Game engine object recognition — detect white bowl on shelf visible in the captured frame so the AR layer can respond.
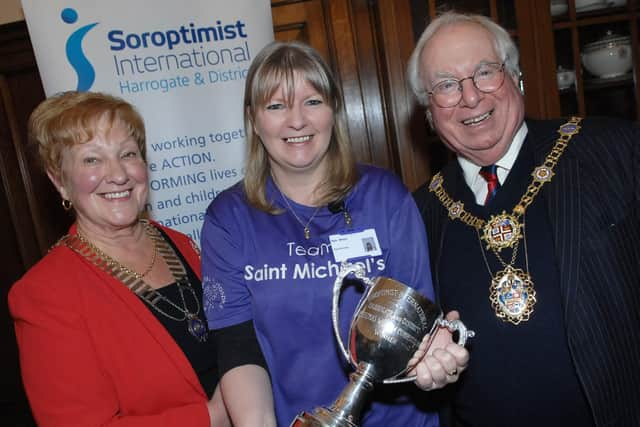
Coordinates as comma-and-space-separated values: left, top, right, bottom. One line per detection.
581, 32, 633, 79
551, 2, 569, 16
557, 67, 576, 90
551, 0, 568, 16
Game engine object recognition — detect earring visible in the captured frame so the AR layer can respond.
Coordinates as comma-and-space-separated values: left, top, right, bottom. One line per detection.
61, 199, 73, 211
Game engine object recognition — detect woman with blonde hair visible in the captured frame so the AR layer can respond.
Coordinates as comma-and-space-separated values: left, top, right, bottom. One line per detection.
202, 41, 469, 426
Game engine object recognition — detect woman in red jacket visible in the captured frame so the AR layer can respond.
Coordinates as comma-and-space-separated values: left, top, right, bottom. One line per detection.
9, 91, 233, 426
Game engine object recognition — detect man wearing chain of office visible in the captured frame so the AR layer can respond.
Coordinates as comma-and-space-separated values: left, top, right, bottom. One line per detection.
408, 11, 640, 427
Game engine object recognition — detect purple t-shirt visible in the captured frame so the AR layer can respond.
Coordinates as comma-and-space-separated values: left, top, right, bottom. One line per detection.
202, 164, 437, 426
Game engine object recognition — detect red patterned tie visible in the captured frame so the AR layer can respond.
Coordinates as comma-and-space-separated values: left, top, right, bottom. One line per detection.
479, 164, 500, 205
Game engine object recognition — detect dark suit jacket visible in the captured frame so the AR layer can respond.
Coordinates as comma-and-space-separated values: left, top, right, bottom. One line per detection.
9, 222, 211, 427
414, 118, 640, 427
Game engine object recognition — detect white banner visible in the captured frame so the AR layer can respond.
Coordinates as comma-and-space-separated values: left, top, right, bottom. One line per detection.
21, 0, 274, 243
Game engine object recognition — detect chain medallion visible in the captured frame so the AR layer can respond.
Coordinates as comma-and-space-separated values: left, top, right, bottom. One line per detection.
428, 117, 582, 325
489, 266, 537, 325
481, 212, 522, 250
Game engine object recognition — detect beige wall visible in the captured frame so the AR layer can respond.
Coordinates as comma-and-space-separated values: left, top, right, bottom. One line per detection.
0, 0, 24, 25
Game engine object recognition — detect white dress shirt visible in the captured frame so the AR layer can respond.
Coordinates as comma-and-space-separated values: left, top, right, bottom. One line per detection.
458, 122, 528, 205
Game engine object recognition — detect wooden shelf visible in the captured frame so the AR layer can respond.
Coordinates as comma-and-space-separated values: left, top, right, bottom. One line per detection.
546, 0, 640, 120
552, 12, 634, 29
583, 73, 634, 90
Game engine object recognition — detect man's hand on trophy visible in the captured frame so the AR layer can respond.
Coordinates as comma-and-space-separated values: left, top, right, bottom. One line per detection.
406, 310, 470, 391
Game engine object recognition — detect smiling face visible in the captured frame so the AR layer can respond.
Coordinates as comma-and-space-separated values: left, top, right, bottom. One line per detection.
420, 22, 525, 166
49, 115, 148, 235
253, 72, 335, 185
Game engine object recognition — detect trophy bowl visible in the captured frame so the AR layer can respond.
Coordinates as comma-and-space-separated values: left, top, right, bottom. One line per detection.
291, 262, 474, 427
346, 276, 442, 381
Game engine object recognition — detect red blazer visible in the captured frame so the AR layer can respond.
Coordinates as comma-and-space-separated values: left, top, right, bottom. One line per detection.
9, 222, 211, 427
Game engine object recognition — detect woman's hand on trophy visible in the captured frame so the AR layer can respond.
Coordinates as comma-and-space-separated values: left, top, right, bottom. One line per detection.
407, 310, 470, 391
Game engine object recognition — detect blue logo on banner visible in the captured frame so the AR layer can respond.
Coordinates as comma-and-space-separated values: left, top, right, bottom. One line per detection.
61, 8, 98, 91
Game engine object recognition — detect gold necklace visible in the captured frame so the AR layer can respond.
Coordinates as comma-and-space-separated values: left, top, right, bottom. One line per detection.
276, 186, 322, 240
66, 220, 208, 342
476, 219, 536, 325
429, 116, 581, 252
429, 117, 581, 325
76, 225, 158, 280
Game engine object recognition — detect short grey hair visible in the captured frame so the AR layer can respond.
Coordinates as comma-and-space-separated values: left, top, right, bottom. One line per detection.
407, 11, 521, 108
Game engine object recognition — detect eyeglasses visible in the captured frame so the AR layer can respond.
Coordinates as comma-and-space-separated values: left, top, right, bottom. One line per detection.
428, 62, 506, 108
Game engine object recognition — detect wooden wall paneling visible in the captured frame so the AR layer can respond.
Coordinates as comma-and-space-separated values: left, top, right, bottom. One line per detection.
345, 0, 395, 170
0, 93, 27, 283
0, 75, 36, 427
271, 0, 331, 60
0, 23, 43, 269
514, 0, 561, 119
0, 21, 47, 427
0, 78, 38, 273
374, 0, 431, 190
0, 24, 69, 260
3, 71, 69, 253
324, 0, 374, 164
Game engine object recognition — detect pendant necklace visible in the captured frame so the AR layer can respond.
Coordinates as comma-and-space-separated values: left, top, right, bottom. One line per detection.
64, 220, 209, 342
276, 185, 322, 240
428, 117, 582, 324
477, 217, 536, 325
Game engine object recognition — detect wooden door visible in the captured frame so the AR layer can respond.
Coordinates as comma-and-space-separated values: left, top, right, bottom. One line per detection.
0, 21, 55, 427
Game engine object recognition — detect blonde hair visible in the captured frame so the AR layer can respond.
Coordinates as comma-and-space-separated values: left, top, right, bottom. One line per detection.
29, 91, 146, 178
243, 41, 358, 213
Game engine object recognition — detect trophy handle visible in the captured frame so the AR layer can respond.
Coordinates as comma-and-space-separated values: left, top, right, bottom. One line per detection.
332, 262, 376, 364
438, 318, 475, 347
382, 318, 475, 385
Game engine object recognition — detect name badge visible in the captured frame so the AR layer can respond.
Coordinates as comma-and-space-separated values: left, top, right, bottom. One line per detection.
329, 228, 382, 262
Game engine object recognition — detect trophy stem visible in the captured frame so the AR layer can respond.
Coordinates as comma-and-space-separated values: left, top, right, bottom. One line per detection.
290, 362, 376, 427
327, 362, 376, 425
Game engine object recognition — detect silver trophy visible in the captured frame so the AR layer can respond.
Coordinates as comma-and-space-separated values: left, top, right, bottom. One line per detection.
291, 262, 474, 427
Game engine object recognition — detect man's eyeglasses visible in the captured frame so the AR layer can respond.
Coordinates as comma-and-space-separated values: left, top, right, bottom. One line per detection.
428, 62, 506, 108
